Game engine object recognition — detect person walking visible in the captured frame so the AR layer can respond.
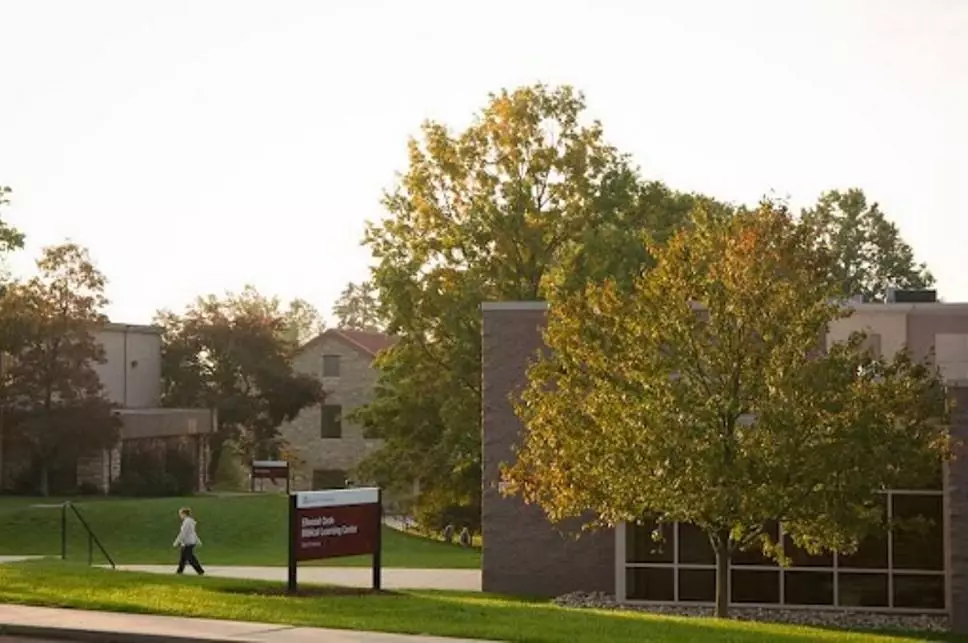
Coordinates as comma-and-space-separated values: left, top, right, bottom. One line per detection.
173, 507, 205, 575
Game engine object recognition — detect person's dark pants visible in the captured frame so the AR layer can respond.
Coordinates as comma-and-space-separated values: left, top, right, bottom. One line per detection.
177, 545, 205, 575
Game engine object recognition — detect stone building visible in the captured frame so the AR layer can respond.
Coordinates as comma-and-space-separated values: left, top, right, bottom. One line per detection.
0, 322, 214, 494
278, 328, 394, 491
482, 294, 968, 630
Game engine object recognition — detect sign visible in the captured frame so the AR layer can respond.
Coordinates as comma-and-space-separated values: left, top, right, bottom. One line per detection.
251, 460, 290, 493
295, 487, 379, 509
288, 486, 382, 593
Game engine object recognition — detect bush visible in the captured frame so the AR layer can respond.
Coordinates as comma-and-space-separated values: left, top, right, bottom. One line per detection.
77, 482, 102, 496
411, 488, 481, 535
211, 442, 247, 492
113, 438, 197, 497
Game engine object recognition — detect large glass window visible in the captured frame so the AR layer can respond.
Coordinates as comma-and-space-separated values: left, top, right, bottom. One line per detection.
621, 489, 945, 610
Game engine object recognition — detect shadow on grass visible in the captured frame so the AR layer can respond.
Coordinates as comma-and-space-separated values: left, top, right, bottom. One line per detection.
217, 583, 398, 599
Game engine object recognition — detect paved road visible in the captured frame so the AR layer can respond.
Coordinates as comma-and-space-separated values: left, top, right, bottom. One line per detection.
112, 565, 481, 591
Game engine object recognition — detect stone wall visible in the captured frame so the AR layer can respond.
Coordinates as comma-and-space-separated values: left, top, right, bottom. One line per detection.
481, 303, 615, 597
278, 335, 383, 491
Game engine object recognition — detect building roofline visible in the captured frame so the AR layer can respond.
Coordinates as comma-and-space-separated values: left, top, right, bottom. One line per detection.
481, 301, 549, 312
101, 322, 163, 334
299, 328, 392, 358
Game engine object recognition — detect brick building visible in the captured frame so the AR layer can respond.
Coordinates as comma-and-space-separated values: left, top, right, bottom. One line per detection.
277, 328, 394, 491
482, 297, 968, 630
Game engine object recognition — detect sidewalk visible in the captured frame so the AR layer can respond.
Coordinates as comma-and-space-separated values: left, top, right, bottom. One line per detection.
110, 566, 481, 592
0, 604, 495, 643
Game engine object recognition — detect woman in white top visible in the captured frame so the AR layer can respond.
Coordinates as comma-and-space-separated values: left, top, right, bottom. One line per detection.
173, 507, 205, 575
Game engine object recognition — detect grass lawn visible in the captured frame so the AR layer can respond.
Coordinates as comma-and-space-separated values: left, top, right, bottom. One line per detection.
0, 561, 960, 643
0, 494, 479, 568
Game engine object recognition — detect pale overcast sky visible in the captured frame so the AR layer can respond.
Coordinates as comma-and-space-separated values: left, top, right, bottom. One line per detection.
0, 0, 965, 324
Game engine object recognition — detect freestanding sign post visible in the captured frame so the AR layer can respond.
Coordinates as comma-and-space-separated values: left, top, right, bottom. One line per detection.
251, 460, 290, 493
287, 487, 382, 593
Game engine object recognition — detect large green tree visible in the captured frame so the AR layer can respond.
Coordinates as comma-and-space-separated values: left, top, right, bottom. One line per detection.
800, 188, 933, 301
2, 243, 121, 496
158, 286, 324, 476
504, 202, 948, 617
355, 84, 700, 528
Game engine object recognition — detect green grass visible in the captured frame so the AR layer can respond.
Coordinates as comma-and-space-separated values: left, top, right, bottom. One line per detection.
0, 562, 960, 643
0, 494, 480, 568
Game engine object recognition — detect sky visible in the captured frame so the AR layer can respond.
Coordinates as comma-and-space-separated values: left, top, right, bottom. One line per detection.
0, 0, 965, 324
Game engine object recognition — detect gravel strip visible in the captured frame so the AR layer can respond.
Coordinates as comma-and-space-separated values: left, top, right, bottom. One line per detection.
553, 591, 948, 632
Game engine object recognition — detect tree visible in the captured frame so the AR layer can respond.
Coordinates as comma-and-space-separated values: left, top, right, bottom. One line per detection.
504, 202, 948, 617
332, 281, 384, 331
158, 285, 324, 477
0, 186, 25, 282
2, 243, 120, 496
0, 185, 26, 491
355, 84, 696, 527
284, 297, 326, 344
800, 188, 933, 301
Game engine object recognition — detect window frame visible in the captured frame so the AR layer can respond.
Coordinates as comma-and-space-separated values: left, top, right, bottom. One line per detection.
616, 488, 946, 613
319, 404, 343, 439
322, 354, 341, 378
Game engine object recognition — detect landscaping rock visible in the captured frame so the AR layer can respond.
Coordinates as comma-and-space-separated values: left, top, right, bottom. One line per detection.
552, 591, 948, 632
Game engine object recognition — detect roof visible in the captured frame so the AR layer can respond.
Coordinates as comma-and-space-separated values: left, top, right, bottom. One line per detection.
301, 328, 397, 358
100, 322, 163, 335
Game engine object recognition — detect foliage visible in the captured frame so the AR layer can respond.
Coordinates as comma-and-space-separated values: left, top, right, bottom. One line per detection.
799, 189, 933, 302
113, 439, 197, 497
157, 285, 325, 475
355, 84, 696, 526
1, 243, 120, 496
0, 186, 25, 255
210, 440, 248, 492
0, 185, 26, 336
504, 202, 948, 617
332, 281, 384, 331
284, 297, 326, 344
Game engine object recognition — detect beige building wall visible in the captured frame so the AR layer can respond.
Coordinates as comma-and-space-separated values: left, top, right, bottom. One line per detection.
278, 333, 384, 491
92, 323, 163, 408
827, 305, 908, 358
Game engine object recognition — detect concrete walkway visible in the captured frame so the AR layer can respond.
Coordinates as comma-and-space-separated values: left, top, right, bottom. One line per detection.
0, 604, 495, 642
112, 566, 481, 591
0, 557, 43, 564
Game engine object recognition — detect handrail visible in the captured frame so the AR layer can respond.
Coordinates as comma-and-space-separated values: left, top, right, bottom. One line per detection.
60, 501, 116, 569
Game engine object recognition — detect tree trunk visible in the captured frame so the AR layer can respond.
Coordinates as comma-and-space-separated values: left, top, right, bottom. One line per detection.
714, 537, 730, 618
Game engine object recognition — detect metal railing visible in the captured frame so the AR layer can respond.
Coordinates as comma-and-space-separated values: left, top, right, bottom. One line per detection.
60, 501, 116, 568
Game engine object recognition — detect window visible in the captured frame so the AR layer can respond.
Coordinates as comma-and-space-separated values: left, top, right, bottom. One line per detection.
312, 469, 347, 490
322, 354, 341, 378
621, 488, 945, 611
320, 404, 342, 438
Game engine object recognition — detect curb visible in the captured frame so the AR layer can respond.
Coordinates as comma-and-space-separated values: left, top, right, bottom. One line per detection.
0, 623, 245, 643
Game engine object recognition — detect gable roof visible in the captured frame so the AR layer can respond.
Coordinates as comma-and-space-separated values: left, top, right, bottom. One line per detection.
301, 328, 396, 359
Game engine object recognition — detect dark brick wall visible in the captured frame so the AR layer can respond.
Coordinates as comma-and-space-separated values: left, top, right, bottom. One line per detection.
947, 385, 968, 632
481, 304, 615, 597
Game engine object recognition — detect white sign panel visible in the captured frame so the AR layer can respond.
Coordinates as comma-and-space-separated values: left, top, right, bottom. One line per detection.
253, 460, 288, 468
296, 487, 379, 509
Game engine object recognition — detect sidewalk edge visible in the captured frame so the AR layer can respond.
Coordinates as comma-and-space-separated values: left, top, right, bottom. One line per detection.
0, 622, 252, 643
